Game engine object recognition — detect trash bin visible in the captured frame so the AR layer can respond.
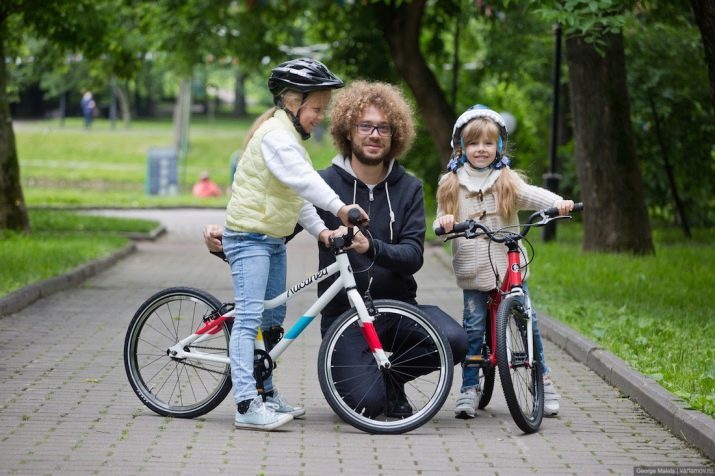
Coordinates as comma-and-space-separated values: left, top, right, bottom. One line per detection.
146, 147, 178, 195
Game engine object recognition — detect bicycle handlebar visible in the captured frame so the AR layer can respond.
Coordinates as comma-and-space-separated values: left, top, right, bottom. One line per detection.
435, 202, 584, 242
330, 208, 369, 252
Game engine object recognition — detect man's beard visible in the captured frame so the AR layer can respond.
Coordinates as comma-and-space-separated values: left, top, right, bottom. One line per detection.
352, 141, 390, 166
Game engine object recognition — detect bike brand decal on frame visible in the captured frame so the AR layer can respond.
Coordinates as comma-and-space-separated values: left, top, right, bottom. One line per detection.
287, 268, 329, 297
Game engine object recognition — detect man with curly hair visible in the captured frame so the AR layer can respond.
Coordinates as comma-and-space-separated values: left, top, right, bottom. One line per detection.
204, 80, 467, 420
306, 80, 468, 418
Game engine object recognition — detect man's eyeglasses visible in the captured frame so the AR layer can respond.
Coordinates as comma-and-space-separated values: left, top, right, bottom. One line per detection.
355, 122, 393, 137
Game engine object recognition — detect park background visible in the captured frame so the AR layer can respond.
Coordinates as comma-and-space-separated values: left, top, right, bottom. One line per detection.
1, 0, 713, 425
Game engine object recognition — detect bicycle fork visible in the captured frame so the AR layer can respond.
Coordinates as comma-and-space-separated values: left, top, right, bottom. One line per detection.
349, 289, 391, 369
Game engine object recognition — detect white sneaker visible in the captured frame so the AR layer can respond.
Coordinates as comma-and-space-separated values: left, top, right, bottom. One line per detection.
234, 396, 293, 431
454, 388, 480, 419
265, 391, 306, 419
543, 376, 561, 417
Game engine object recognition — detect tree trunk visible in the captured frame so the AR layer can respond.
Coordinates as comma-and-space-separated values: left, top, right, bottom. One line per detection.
111, 81, 131, 128
375, 0, 456, 168
565, 33, 654, 254
647, 95, 691, 238
233, 70, 247, 118
691, 0, 715, 110
0, 29, 31, 233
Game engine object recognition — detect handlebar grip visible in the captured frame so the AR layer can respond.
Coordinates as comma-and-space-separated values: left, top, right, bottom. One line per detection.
544, 202, 584, 217
347, 207, 362, 226
435, 220, 470, 236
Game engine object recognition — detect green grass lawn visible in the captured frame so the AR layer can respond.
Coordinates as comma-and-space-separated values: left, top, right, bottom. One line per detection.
528, 224, 715, 417
15, 117, 335, 208
8, 117, 715, 418
0, 209, 158, 296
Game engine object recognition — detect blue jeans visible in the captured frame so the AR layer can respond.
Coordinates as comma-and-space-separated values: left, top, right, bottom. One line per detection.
461, 283, 549, 392
223, 230, 286, 404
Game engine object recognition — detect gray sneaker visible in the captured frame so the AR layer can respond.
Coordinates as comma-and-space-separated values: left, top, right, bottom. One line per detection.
454, 388, 480, 419
234, 396, 293, 431
265, 391, 306, 419
543, 376, 561, 417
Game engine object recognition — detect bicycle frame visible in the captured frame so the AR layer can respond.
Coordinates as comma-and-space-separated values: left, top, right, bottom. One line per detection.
165, 251, 391, 369
485, 239, 534, 369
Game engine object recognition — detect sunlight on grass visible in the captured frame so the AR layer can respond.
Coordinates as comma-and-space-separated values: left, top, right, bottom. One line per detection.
16, 117, 335, 208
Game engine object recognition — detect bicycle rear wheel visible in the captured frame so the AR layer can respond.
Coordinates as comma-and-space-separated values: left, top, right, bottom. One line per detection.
318, 300, 453, 435
124, 287, 232, 419
496, 294, 544, 433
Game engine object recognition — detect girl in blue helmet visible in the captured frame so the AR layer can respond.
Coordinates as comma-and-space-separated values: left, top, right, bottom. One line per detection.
223, 58, 367, 431
434, 105, 574, 419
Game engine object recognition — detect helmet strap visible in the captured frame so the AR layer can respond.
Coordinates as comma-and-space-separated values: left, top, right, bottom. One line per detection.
276, 95, 311, 140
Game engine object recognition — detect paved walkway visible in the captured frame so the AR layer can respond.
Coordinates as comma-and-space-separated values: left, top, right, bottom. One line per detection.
1, 209, 712, 475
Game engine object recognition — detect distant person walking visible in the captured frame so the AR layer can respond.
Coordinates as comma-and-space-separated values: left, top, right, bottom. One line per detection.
80, 91, 96, 129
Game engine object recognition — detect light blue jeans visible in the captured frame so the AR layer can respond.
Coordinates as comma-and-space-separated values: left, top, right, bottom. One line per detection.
223, 230, 287, 404
461, 283, 549, 391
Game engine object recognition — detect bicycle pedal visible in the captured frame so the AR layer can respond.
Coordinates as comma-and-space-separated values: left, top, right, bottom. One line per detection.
463, 355, 486, 368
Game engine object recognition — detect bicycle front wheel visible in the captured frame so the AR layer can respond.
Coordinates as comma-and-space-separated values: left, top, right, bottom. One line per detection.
496, 294, 544, 433
124, 287, 232, 419
318, 300, 453, 435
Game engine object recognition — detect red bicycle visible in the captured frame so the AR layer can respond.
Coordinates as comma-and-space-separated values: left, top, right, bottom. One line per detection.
437, 203, 583, 433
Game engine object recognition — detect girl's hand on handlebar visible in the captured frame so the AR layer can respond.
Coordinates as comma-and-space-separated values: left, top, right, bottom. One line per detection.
555, 200, 575, 216
337, 204, 369, 226
436, 214, 456, 234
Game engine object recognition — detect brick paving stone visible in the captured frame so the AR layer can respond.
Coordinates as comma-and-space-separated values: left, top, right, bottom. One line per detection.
0, 209, 712, 475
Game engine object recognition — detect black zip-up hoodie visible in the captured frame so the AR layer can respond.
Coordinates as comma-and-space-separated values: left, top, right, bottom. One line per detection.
315, 155, 426, 320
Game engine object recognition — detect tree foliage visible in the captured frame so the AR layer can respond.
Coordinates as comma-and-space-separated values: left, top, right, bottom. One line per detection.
4, 0, 713, 243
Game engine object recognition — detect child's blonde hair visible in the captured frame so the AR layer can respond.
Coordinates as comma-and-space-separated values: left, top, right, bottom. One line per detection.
243, 89, 332, 149
436, 117, 526, 219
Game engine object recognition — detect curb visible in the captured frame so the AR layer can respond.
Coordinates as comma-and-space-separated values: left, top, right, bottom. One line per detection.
428, 244, 715, 460
539, 315, 715, 461
0, 224, 165, 317
0, 222, 165, 318
0, 242, 137, 318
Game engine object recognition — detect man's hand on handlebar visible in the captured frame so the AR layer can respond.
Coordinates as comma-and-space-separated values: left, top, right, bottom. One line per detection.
203, 224, 224, 252
337, 204, 369, 227
329, 225, 370, 254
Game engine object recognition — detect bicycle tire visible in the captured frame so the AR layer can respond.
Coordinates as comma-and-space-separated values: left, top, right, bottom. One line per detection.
124, 287, 232, 419
495, 294, 544, 433
478, 321, 496, 409
478, 366, 496, 409
318, 300, 453, 435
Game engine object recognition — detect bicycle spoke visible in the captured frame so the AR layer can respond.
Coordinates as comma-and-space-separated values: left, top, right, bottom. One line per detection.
125, 288, 232, 418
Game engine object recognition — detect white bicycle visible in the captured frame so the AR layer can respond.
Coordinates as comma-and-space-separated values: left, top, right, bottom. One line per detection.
124, 210, 454, 434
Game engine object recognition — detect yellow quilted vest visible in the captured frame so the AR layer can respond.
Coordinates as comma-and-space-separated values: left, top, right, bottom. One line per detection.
225, 110, 308, 237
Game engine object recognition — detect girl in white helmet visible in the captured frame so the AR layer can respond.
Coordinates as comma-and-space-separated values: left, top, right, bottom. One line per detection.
434, 105, 574, 419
